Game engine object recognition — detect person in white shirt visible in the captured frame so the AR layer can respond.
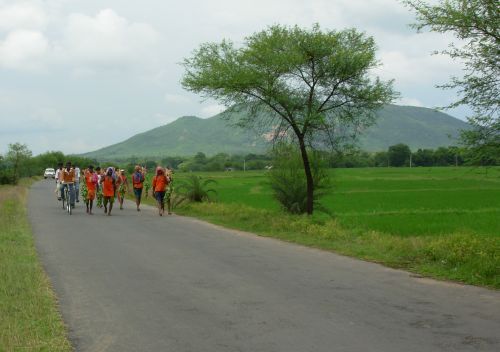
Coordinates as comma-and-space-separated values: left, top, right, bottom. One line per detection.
74, 165, 81, 203
55, 162, 63, 200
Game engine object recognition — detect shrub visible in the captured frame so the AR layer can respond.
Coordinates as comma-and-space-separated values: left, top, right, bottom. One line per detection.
269, 144, 331, 214
0, 169, 15, 185
175, 175, 217, 205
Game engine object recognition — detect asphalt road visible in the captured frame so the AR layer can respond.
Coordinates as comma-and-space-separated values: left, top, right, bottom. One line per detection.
29, 180, 500, 352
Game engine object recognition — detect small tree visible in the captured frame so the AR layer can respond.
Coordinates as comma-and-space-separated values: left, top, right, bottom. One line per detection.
388, 143, 411, 167
6, 143, 32, 183
182, 24, 396, 214
374, 151, 389, 167
412, 148, 434, 166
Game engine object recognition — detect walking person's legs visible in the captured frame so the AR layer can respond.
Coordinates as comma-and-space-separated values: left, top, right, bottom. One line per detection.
103, 196, 108, 214
134, 188, 142, 211
118, 192, 124, 210
68, 183, 75, 207
60, 183, 66, 200
75, 182, 80, 202
107, 196, 113, 215
155, 191, 165, 216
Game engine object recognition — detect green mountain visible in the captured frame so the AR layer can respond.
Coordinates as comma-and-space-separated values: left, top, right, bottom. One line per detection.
359, 105, 468, 151
83, 105, 469, 160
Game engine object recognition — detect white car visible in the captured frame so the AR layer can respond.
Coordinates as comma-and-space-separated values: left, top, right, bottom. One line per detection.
44, 168, 56, 179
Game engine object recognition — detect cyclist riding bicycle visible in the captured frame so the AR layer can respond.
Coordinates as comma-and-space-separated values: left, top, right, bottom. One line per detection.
55, 162, 63, 200
60, 161, 76, 208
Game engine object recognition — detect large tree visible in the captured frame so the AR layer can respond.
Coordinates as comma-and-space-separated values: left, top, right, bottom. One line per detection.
403, 0, 499, 162
182, 24, 396, 214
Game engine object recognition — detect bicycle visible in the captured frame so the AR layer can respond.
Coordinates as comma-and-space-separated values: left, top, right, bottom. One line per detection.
61, 182, 74, 215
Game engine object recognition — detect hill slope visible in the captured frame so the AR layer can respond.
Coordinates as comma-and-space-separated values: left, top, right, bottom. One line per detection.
83, 105, 469, 159
359, 105, 468, 151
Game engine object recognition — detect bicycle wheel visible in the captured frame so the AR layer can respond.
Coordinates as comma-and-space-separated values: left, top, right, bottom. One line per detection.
62, 189, 66, 210
65, 187, 71, 215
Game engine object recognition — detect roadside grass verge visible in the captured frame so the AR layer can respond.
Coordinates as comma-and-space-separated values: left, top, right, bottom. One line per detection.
174, 202, 500, 289
0, 180, 72, 351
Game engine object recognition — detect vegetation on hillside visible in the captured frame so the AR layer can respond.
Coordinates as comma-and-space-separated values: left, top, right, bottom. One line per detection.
82, 104, 469, 160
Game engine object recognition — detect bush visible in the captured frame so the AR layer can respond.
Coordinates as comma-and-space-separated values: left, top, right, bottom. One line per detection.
0, 169, 15, 185
269, 144, 331, 214
175, 175, 217, 205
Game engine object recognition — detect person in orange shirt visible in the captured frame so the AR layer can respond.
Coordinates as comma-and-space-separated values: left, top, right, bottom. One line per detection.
132, 165, 145, 211
84, 165, 98, 214
100, 167, 116, 216
59, 161, 76, 208
152, 166, 169, 216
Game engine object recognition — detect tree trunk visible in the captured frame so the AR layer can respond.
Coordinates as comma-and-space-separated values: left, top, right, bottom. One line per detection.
298, 137, 314, 215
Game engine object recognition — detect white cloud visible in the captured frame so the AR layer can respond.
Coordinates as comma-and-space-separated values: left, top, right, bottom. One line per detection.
0, 2, 48, 32
70, 66, 97, 78
200, 104, 225, 118
0, 0, 471, 154
374, 48, 460, 86
152, 112, 176, 125
164, 93, 190, 104
0, 6, 161, 72
398, 97, 424, 107
0, 29, 49, 70
31, 107, 63, 128
60, 9, 160, 68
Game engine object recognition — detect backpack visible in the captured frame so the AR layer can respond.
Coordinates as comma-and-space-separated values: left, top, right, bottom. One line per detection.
133, 172, 144, 185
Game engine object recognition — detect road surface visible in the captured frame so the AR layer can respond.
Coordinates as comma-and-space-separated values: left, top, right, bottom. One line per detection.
29, 180, 500, 351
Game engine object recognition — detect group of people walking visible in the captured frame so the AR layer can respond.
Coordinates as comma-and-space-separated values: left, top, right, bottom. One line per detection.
55, 161, 173, 216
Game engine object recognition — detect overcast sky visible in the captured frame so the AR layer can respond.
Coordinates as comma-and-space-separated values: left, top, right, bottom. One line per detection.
0, 0, 470, 155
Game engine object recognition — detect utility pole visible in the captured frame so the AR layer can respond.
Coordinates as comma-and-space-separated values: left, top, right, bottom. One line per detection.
409, 153, 412, 168
243, 159, 246, 172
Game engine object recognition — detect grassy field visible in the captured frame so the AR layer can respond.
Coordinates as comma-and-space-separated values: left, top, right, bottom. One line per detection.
155, 166, 500, 288
0, 180, 71, 351
193, 167, 500, 237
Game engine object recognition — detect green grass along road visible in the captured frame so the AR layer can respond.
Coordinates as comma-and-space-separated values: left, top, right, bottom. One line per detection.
0, 180, 72, 352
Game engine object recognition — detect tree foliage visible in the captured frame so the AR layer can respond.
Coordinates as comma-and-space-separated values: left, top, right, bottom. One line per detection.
182, 24, 396, 214
388, 143, 412, 167
403, 0, 499, 159
6, 143, 32, 183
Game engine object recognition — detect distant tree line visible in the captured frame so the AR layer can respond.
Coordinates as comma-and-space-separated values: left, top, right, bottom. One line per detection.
102, 143, 499, 173
328, 144, 499, 168
0, 143, 96, 185
115, 152, 272, 174
1, 140, 498, 186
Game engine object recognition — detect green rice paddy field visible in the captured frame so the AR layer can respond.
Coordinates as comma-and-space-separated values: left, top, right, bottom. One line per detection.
178, 167, 500, 238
